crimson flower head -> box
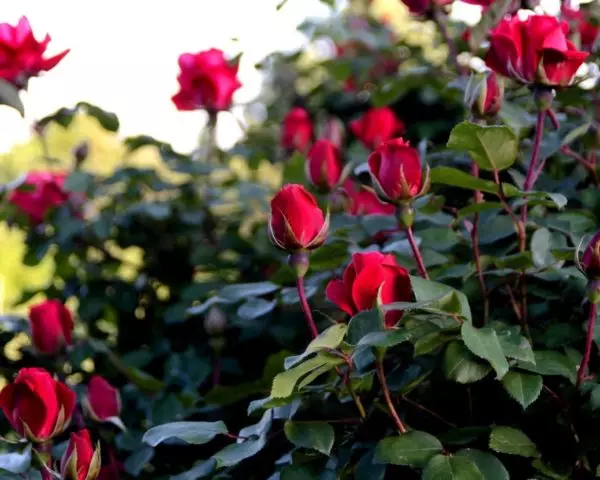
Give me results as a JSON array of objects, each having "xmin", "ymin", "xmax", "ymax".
[
  {"xmin": 9, "ymin": 171, "xmax": 71, "ymax": 224},
  {"xmin": 368, "ymin": 138, "xmax": 424, "ymax": 203},
  {"xmin": 0, "ymin": 367, "xmax": 76, "ymax": 442},
  {"xmin": 401, "ymin": 0, "xmax": 453, "ymax": 15},
  {"xmin": 326, "ymin": 251, "xmax": 412, "ymax": 328},
  {"xmin": 562, "ymin": 6, "xmax": 600, "ymax": 53},
  {"xmin": 350, "ymin": 107, "xmax": 405, "ymax": 150},
  {"xmin": 29, "ymin": 299, "xmax": 73, "ymax": 356},
  {"xmin": 172, "ymin": 48, "xmax": 241, "ymax": 112},
  {"xmin": 269, "ymin": 184, "xmax": 328, "ymax": 253},
  {"xmin": 306, "ymin": 139, "xmax": 344, "ymax": 191},
  {"xmin": 83, "ymin": 375, "xmax": 121, "ymax": 422},
  {"xmin": 466, "ymin": 72, "xmax": 504, "ymax": 118},
  {"xmin": 0, "ymin": 16, "xmax": 69, "ymax": 89},
  {"xmin": 281, "ymin": 107, "xmax": 314, "ymax": 153},
  {"xmin": 485, "ymin": 14, "xmax": 589, "ymax": 87},
  {"xmin": 60, "ymin": 429, "xmax": 101, "ymax": 480},
  {"xmin": 582, "ymin": 231, "xmax": 600, "ymax": 279}
]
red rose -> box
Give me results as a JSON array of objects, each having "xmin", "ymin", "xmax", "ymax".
[
  {"xmin": 306, "ymin": 140, "xmax": 344, "ymax": 191},
  {"xmin": 29, "ymin": 299, "xmax": 73, "ymax": 355},
  {"xmin": 281, "ymin": 107, "xmax": 314, "ymax": 153},
  {"xmin": 468, "ymin": 72, "xmax": 504, "ymax": 118},
  {"xmin": 0, "ymin": 367, "xmax": 76, "ymax": 441},
  {"xmin": 60, "ymin": 429, "xmax": 101, "ymax": 480},
  {"xmin": 0, "ymin": 16, "xmax": 69, "ymax": 89},
  {"xmin": 172, "ymin": 49, "xmax": 241, "ymax": 112},
  {"xmin": 269, "ymin": 184, "xmax": 328, "ymax": 252},
  {"xmin": 401, "ymin": 0, "xmax": 453, "ymax": 15},
  {"xmin": 343, "ymin": 180, "xmax": 395, "ymax": 216},
  {"xmin": 582, "ymin": 231, "xmax": 600, "ymax": 278},
  {"xmin": 9, "ymin": 171, "xmax": 71, "ymax": 224},
  {"xmin": 325, "ymin": 251, "xmax": 412, "ymax": 327},
  {"xmin": 368, "ymin": 138, "xmax": 423, "ymax": 202},
  {"xmin": 486, "ymin": 14, "xmax": 589, "ymax": 87},
  {"xmin": 350, "ymin": 107, "xmax": 405, "ymax": 150},
  {"xmin": 83, "ymin": 375, "xmax": 121, "ymax": 422},
  {"xmin": 562, "ymin": 6, "xmax": 600, "ymax": 52}
]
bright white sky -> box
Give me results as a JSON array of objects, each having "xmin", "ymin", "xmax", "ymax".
[{"xmin": 0, "ymin": 0, "xmax": 331, "ymax": 153}]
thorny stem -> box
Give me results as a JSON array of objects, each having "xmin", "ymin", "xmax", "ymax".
[
  {"xmin": 406, "ymin": 227, "xmax": 429, "ymax": 279},
  {"xmin": 343, "ymin": 371, "xmax": 367, "ymax": 419},
  {"xmin": 432, "ymin": 8, "xmax": 464, "ymax": 75},
  {"xmin": 376, "ymin": 354, "xmax": 407, "ymax": 434},
  {"xmin": 577, "ymin": 302, "xmax": 597, "ymax": 389},
  {"xmin": 471, "ymin": 163, "xmax": 489, "ymax": 325},
  {"xmin": 296, "ymin": 276, "xmax": 319, "ymax": 338}
]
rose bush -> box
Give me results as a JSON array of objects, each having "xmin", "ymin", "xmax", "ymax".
[{"xmin": 2, "ymin": 1, "xmax": 600, "ymax": 478}]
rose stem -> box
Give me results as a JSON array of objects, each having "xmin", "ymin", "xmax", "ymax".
[
  {"xmin": 471, "ymin": 162, "xmax": 489, "ymax": 324},
  {"xmin": 406, "ymin": 226, "xmax": 430, "ymax": 279},
  {"xmin": 577, "ymin": 302, "xmax": 597, "ymax": 389},
  {"xmin": 376, "ymin": 353, "xmax": 407, "ymax": 433},
  {"xmin": 296, "ymin": 275, "xmax": 319, "ymax": 338}
]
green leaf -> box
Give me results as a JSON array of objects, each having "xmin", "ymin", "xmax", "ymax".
[
  {"xmin": 280, "ymin": 465, "xmax": 318, "ymax": 480},
  {"xmin": 356, "ymin": 329, "xmax": 412, "ymax": 349},
  {"xmin": 495, "ymin": 325, "xmax": 535, "ymax": 363},
  {"xmin": 374, "ymin": 431, "xmax": 443, "ymax": 467},
  {"xmin": 517, "ymin": 350, "xmax": 576, "ymax": 383},
  {"xmin": 142, "ymin": 421, "xmax": 227, "ymax": 446},
  {"xmin": 306, "ymin": 324, "xmax": 347, "ymax": 353},
  {"xmin": 489, "ymin": 426, "xmax": 540, "ymax": 458},
  {"xmin": 213, "ymin": 438, "xmax": 266, "ymax": 468},
  {"xmin": 0, "ymin": 445, "xmax": 31, "ymax": 474},
  {"xmin": 501, "ymin": 371, "xmax": 543, "ymax": 409},
  {"xmin": 220, "ymin": 282, "xmax": 280, "ymax": 302},
  {"xmin": 457, "ymin": 201, "xmax": 503, "ymax": 218},
  {"xmin": 422, "ymin": 454, "xmax": 484, "ymax": 480},
  {"xmin": 440, "ymin": 427, "xmax": 490, "ymax": 446},
  {"xmin": 237, "ymin": 298, "xmax": 277, "ymax": 320},
  {"xmin": 447, "ymin": 121, "xmax": 519, "ymax": 172},
  {"xmin": 0, "ymin": 79, "xmax": 24, "ymax": 116},
  {"xmin": 347, "ymin": 310, "xmax": 384, "ymax": 345},
  {"xmin": 461, "ymin": 323, "xmax": 509, "ymax": 379},
  {"xmin": 411, "ymin": 276, "xmax": 472, "ymax": 321},
  {"xmin": 455, "ymin": 449, "xmax": 510, "ymax": 480},
  {"xmin": 271, "ymin": 354, "xmax": 344, "ymax": 398},
  {"xmin": 431, "ymin": 166, "xmax": 503, "ymax": 195},
  {"xmin": 169, "ymin": 459, "xmax": 216, "ymax": 480},
  {"xmin": 64, "ymin": 171, "xmax": 93, "ymax": 193},
  {"xmin": 124, "ymin": 446, "xmax": 154, "ymax": 477},
  {"xmin": 443, "ymin": 341, "xmax": 491, "ymax": 384},
  {"xmin": 284, "ymin": 421, "xmax": 335, "ymax": 455}
]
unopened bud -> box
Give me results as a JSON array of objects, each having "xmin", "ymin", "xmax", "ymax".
[
  {"xmin": 289, "ymin": 251, "xmax": 310, "ymax": 278},
  {"xmin": 588, "ymin": 279, "xmax": 600, "ymax": 304},
  {"xmin": 581, "ymin": 231, "xmax": 600, "ymax": 279},
  {"xmin": 204, "ymin": 306, "xmax": 227, "ymax": 336},
  {"xmin": 73, "ymin": 141, "xmax": 89, "ymax": 168},
  {"xmin": 466, "ymin": 72, "xmax": 504, "ymax": 119}
]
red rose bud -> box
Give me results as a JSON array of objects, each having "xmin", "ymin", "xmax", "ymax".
[
  {"xmin": 172, "ymin": 49, "xmax": 241, "ymax": 112},
  {"xmin": 29, "ymin": 299, "xmax": 73, "ymax": 355},
  {"xmin": 486, "ymin": 14, "xmax": 589, "ymax": 87},
  {"xmin": 60, "ymin": 430, "xmax": 101, "ymax": 480},
  {"xmin": 350, "ymin": 107, "xmax": 405, "ymax": 150},
  {"xmin": 268, "ymin": 184, "xmax": 328, "ymax": 253},
  {"xmin": 0, "ymin": 16, "xmax": 69, "ymax": 89},
  {"xmin": 83, "ymin": 376, "xmax": 121, "ymax": 422},
  {"xmin": 204, "ymin": 306, "xmax": 228, "ymax": 336},
  {"xmin": 466, "ymin": 72, "xmax": 504, "ymax": 118},
  {"xmin": 9, "ymin": 171, "xmax": 71, "ymax": 224},
  {"xmin": 306, "ymin": 139, "xmax": 344, "ymax": 191},
  {"xmin": 368, "ymin": 138, "xmax": 425, "ymax": 203},
  {"xmin": 582, "ymin": 231, "xmax": 600, "ymax": 279},
  {"xmin": 281, "ymin": 107, "xmax": 314, "ymax": 153},
  {"xmin": 325, "ymin": 251, "xmax": 412, "ymax": 328},
  {"xmin": 0, "ymin": 367, "xmax": 76, "ymax": 442},
  {"xmin": 323, "ymin": 117, "xmax": 344, "ymax": 147}
]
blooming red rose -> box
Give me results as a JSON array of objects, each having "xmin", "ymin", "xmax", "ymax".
[
  {"xmin": 0, "ymin": 16, "xmax": 69, "ymax": 89},
  {"xmin": 326, "ymin": 251, "xmax": 412, "ymax": 327},
  {"xmin": 269, "ymin": 184, "xmax": 328, "ymax": 252},
  {"xmin": 9, "ymin": 171, "xmax": 71, "ymax": 224},
  {"xmin": 29, "ymin": 299, "xmax": 73, "ymax": 355},
  {"xmin": 486, "ymin": 14, "xmax": 589, "ymax": 87},
  {"xmin": 281, "ymin": 107, "xmax": 314, "ymax": 153},
  {"xmin": 350, "ymin": 107, "xmax": 405, "ymax": 150},
  {"xmin": 0, "ymin": 367, "xmax": 76, "ymax": 442},
  {"xmin": 401, "ymin": 0, "xmax": 453, "ymax": 15},
  {"xmin": 582, "ymin": 231, "xmax": 600, "ymax": 278},
  {"xmin": 468, "ymin": 72, "xmax": 504, "ymax": 118},
  {"xmin": 172, "ymin": 48, "xmax": 241, "ymax": 112},
  {"xmin": 306, "ymin": 140, "xmax": 344, "ymax": 191},
  {"xmin": 368, "ymin": 138, "xmax": 423, "ymax": 202},
  {"xmin": 83, "ymin": 375, "xmax": 121, "ymax": 422},
  {"xmin": 60, "ymin": 429, "xmax": 101, "ymax": 480}
]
